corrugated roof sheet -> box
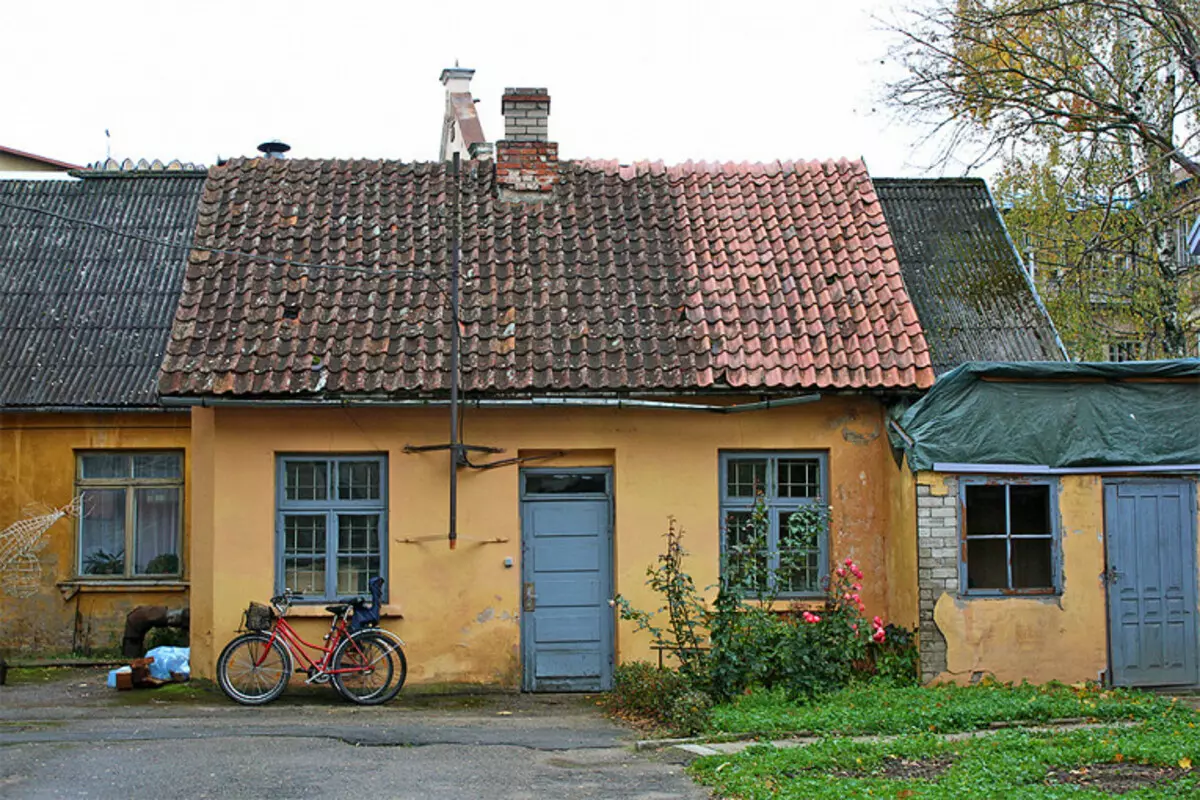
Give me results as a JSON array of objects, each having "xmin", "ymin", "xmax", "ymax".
[
  {"xmin": 0, "ymin": 173, "xmax": 204, "ymax": 408},
  {"xmin": 159, "ymin": 158, "xmax": 935, "ymax": 398},
  {"xmin": 874, "ymin": 178, "xmax": 1064, "ymax": 373}
]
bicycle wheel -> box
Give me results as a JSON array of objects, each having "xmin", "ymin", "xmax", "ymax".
[
  {"xmin": 331, "ymin": 630, "xmax": 406, "ymax": 705},
  {"xmin": 217, "ymin": 632, "xmax": 292, "ymax": 705}
]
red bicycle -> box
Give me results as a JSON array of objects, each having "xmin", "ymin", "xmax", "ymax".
[{"xmin": 216, "ymin": 583, "xmax": 406, "ymax": 706}]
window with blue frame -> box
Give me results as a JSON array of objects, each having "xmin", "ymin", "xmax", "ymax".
[
  {"xmin": 719, "ymin": 451, "xmax": 828, "ymax": 596},
  {"xmin": 960, "ymin": 478, "xmax": 1059, "ymax": 594},
  {"xmin": 276, "ymin": 455, "xmax": 386, "ymax": 600}
]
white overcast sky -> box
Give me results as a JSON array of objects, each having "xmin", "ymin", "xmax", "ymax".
[{"xmin": 2, "ymin": 0, "xmax": 969, "ymax": 177}]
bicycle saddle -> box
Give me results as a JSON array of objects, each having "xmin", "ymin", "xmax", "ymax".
[{"xmin": 325, "ymin": 604, "xmax": 350, "ymax": 615}]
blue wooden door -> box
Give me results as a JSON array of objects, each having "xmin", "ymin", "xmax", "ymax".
[
  {"xmin": 1105, "ymin": 479, "xmax": 1198, "ymax": 687},
  {"xmin": 520, "ymin": 469, "xmax": 613, "ymax": 692}
]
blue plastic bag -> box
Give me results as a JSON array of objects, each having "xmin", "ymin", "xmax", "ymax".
[{"xmin": 145, "ymin": 646, "xmax": 190, "ymax": 681}]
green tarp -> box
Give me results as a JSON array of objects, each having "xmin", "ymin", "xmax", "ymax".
[{"xmin": 893, "ymin": 360, "xmax": 1200, "ymax": 473}]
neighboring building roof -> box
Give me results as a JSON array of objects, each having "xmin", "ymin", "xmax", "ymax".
[
  {"xmin": 0, "ymin": 144, "xmax": 82, "ymax": 171},
  {"xmin": 874, "ymin": 178, "xmax": 1065, "ymax": 373},
  {"xmin": 159, "ymin": 158, "xmax": 934, "ymax": 398},
  {"xmin": 0, "ymin": 172, "xmax": 205, "ymax": 409},
  {"xmin": 87, "ymin": 157, "xmax": 207, "ymax": 172},
  {"xmin": 896, "ymin": 360, "xmax": 1200, "ymax": 472}
]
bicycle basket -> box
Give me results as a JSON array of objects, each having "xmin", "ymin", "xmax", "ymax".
[{"xmin": 243, "ymin": 601, "xmax": 276, "ymax": 631}]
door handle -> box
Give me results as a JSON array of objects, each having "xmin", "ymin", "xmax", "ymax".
[
  {"xmin": 1103, "ymin": 566, "xmax": 1122, "ymax": 584},
  {"xmin": 523, "ymin": 582, "xmax": 536, "ymax": 612}
]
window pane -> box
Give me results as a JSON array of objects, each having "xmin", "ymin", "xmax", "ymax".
[
  {"xmin": 965, "ymin": 538, "xmax": 1007, "ymax": 590},
  {"xmin": 80, "ymin": 489, "xmax": 126, "ymax": 575},
  {"xmin": 133, "ymin": 454, "xmax": 182, "ymax": 480},
  {"xmin": 284, "ymin": 514, "xmax": 327, "ymax": 594},
  {"xmin": 1013, "ymin": 538, "xmax": 1053, "ymax": 589},
  {"xmin": 80, "ymin": 454, "xmax": 129, "ymax": 479},
  {"xmin": 778, "ymin": 459, "xmax": 821, "ymax": 499},
  {"xmin": 523, "ymin": 472, "xmax": 607, "ymax": 495},
  {"xmin": 338, "ymin": 514, "xmax": 380, "ymax": 555},
  {"xmin": 337, "ymin": 514, "xmax": 380, "ymax": 596},
  {"xmin": 285, "ymin": 461, "xmax": 328, "ymax": 501},
  {"xmin": 964, "ymin": 485, "xmax": 1006, "ymax": 536},
  {"xmin": 1010, "ymin": 485, "xmax": 1050, "ymax": 535},
  {"xmin": 285, "ymin": 557, "xmax": 327, "ymax": 596},
  {"xmin": 778, "ymin": 510, "xmax": 821, "ymax": 593},
  {"xmin": 337, "ymin": 556, "xmax": 380, "ymax": 595},
  {"xmin": 134, "ymin": 488, "xmax": 181, "ymax": 574},
  {"xmin": 284, "ymin": 514, "xmax": 327, "ymax": 556},
  {"xmin": 337, "ymin": 460, "xmax": 382, "ymax": 501},
  {"xmin": 726, "ymin": 459, "xmax": 767, "ymax": 498}
]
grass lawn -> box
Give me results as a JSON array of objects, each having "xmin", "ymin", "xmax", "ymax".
[
  {"xmin": 691, "ymin": 684, "xmax": 1200, "ymax": 799},
  {"xmin": 708, "ymin": 682, "xmax": 1185, "ymax": 736},
  {"xmin": 690, "ymin": 720, "xmax": 1200, "ymax": 799}
]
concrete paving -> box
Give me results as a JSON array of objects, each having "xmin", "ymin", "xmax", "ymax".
[{"xmin": 0, "ymin": 668, "xmax": 706, "ymax": 800}]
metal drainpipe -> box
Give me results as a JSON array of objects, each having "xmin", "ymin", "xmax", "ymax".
[
  {"xmin": 161, "ymin": 394, "xmax": 824, "ymax": 413},
  {"xmin": 448, "ymin": 152, "xmax": 462, "ymax": 550}
]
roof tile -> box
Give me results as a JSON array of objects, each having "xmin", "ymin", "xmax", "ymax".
[{"xmin": 160, "ymin": 158, "xmax": 936, "ymax": 396}]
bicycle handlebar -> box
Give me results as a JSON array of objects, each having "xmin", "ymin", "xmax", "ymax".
[{"xmin": 270, "ymin": 589, "xmax": 303, "ymax": 611}]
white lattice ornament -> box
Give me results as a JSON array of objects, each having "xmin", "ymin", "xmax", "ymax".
[{"xmin": 0, "ymin": 498, "xmax": 81, "ymax": 598}]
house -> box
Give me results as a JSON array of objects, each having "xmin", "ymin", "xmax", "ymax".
[
  {"xmin": 0, "ymin": 165, "xmax": 203, "ymax": 653},
  {"xmin": 894, "ymin": 360, "xmax": 1200, "ymax": 688},
  {"xmin": 153, "ymin": 74, "xmax": 1065, "ymax": 691},
  {"xmin": 0, "ymin": 144, "xmax": 81, "ymax": 173}
]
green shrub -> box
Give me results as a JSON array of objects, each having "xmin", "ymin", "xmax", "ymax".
[
  {"xmin": 618, "ymin": 505, "xmax": 913, "ymax": 718},
  {"xmin": 871, "ymin": 624, "xmax": 919, "ymax": 685},
  {"xmin": 604, "ymin": 661, "xmax": 686, "ymax": 725},
  {"xmin": 145, "ymin": 626, "xmax": 189, "ymax": 650},
  {"xmin": 669, "ymin": 688, "xmax": 714, "ymax": 736}
]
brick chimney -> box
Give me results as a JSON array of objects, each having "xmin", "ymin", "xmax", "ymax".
[{"xmin": 496, "ymin": 88, "xmax": 559, "ymax": 195}]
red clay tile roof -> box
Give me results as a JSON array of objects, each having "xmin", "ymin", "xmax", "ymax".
[{"xmin": 159, "ymin": 158, "xmax": 933, "ymax": 397}]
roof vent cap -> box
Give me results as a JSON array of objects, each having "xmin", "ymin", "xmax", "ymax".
[{"xmin": 257, "ymin": 140, "xmax": 291, "ymax": 159}]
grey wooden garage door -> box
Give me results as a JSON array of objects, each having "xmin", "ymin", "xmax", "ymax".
[
  {"xmin": 520, "ymin": 469, "xmax": 613, "ymax": 692},
  {"xmin": 1105, "ymin": 479, "xmax": 1198, "ymax": 687}
]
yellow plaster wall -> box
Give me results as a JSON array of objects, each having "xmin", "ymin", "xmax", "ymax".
[
  {"xmin": 192, "ymin": 396, "xmax": 911, "ymax": 684},
  {"xmin": 885, "ymin": 455, "xmax": 919, "ymax": 630},
  {"xmin": 923, "ymin": 474, "xmax": 1116, "ymax": 684},
  {"xmin": 0, "ymin": 413, "xmax": 191, "ymax": 654}
]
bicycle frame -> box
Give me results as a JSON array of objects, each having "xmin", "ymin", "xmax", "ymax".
[{"xmin": 257, "ymin": 614, "xmax": 373, "ymax": 681}]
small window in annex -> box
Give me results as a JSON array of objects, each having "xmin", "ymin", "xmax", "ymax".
[
  {"xmin": 276, "ymin": 455, "xmax": 387, "ymax": 601},
  {"xmin": 719, "ymin": 451, "xmax": 828, "ymax": 596},
  {"xmin": 960, "ymin": 479, "xmax": 1058, "ymax": 594},
  {"xmin": 76, "ymin": 452, "xmax": 184, "ymax": 578}
]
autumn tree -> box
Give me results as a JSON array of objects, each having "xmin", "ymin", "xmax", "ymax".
[{"xmin": 888, "ymin": 0, "xmax": 1200, "ymax": 357}]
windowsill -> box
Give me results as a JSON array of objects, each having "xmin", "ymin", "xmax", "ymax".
[
  {"xmin": 285, "ymin": 604, "xmax": 405, "ymax": 619},
  {"xmin": 959, "ymin": 590, "xmax": 1060, "ymax": 599},
  {"xmin": 741, "ymin": 597, "xmax": 826, "ymax": 610},
  {"xmin": 58, "ymin": 578, "xmax": 188, "ymax": 593}
]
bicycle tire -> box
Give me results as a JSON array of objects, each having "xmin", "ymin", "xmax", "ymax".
[
  {"xmin": 331, "ymin": 630, "xmax": 406, "ymax": 705},
  {"xmin": 217, "ymin": 632, "xmax": 292, "ymax": 705}
]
